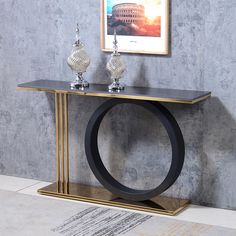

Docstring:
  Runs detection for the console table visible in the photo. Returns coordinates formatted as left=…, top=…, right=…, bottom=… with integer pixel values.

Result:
left=17, top=80, right=211, bottom=215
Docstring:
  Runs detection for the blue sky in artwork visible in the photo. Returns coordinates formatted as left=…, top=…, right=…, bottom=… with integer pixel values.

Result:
left=107, top=0, right=143, bottom=14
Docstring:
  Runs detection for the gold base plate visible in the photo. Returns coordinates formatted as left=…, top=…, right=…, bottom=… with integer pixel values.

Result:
left=38, top=183, right=189, bottom=216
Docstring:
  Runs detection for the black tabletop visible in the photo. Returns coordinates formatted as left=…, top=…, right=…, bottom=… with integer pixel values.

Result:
left=17, top=80, right=211, bottom=104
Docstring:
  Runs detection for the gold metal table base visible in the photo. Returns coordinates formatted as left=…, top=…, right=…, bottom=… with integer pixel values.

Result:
left=38, top=182, right=189, bottom=216
left=36, top=92, right=190, bottom=216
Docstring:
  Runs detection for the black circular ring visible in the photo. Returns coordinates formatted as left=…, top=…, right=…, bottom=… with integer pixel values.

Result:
left=85, top=99, right=185, bottom=201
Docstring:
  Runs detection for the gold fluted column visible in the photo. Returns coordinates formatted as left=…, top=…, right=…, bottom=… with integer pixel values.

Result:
left=55, top=93, right=69, bottom=194
left=55, top=93, right=61, bottom=192
left=64, top=94, right=69, bottom=193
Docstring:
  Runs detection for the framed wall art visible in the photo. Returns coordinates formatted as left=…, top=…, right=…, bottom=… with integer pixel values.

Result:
left=101, top=0, right=169, bottom=55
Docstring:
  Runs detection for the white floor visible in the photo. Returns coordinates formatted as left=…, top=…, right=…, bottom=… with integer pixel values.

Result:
left=0, top=175, right=235, bottom=230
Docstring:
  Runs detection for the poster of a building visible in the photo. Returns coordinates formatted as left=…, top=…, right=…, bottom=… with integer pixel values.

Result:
left=101, top=0, right=169, bottom=55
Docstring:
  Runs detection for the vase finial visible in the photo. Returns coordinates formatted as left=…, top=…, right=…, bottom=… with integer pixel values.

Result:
left=113, top=28, right=118, bottom=54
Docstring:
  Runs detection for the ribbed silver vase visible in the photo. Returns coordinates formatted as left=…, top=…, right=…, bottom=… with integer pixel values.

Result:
left=106, top=29, right=125, bottom=92
left=67, top=24, right=90, bottom=90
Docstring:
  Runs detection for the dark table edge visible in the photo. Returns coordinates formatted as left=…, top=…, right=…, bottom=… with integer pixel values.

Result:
left=17, top=83, right=211, bottom=105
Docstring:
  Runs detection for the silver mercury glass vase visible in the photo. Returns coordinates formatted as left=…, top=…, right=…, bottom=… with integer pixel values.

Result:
left=67, top=24, right=90, bottom=90
left=106, top=29, right=125, bottom=92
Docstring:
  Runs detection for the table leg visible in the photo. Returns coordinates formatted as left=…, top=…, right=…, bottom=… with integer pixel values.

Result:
left=85, top=99, right=185, bottom=201
left=55, top=93, right=69, bottom=194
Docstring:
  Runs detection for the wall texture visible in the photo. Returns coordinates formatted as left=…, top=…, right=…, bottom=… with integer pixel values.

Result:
left=0, top=0, right=236, bottom=209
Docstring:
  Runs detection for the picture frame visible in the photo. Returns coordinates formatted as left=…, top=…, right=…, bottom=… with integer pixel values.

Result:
left=101, top=0, right=169, bottom=55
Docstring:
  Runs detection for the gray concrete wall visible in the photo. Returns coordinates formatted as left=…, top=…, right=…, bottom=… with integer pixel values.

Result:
left=0, top=0, right=236, bottom=209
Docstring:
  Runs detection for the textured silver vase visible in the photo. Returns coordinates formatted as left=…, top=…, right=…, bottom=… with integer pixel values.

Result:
left=106, top=30, right=125, bottom=92
left=67, top=24, right=90, bottom=90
